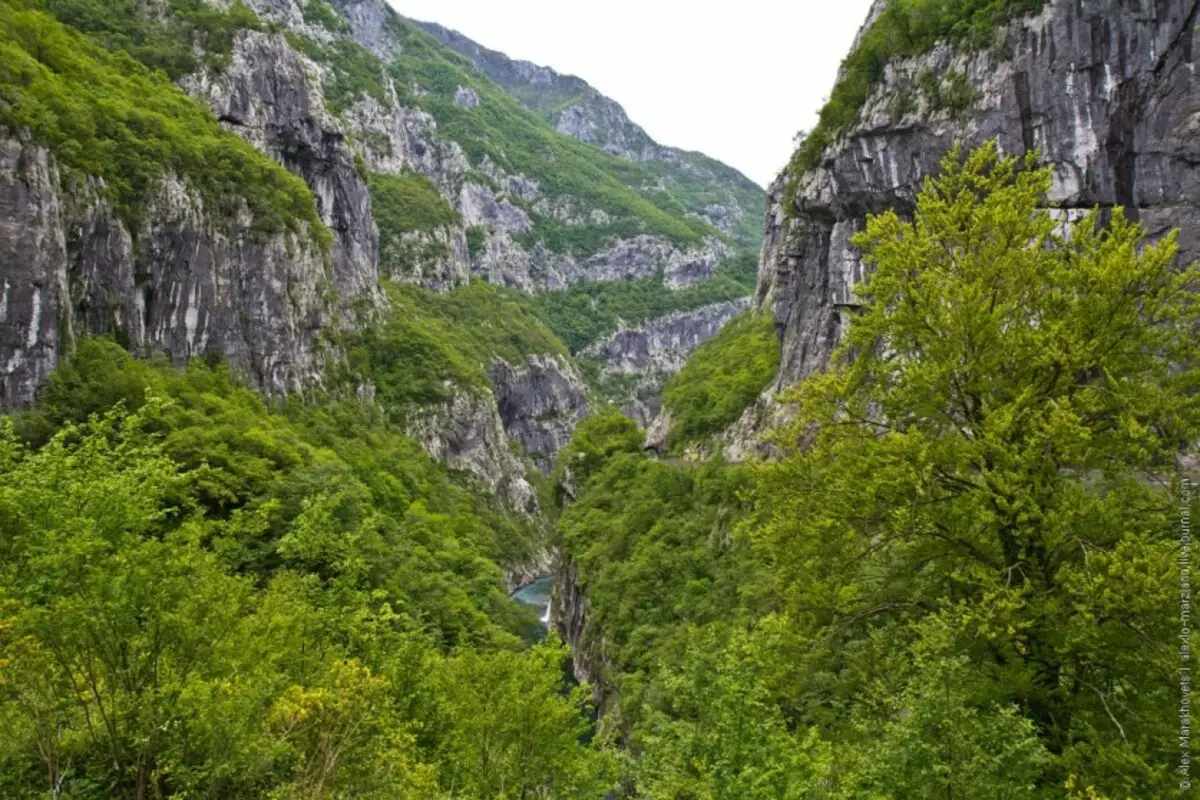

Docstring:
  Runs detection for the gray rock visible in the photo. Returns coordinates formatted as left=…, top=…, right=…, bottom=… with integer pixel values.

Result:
left=186, top=31, right=379, bottom=302
left=762, top=0, right=1200, bottom=389
left=454, top=85, right=481, bottom=108
left=459, top=181, right=530, bottom=235
left=489, top=355, right=590, bottom=473
left=0, top=138, right=69, bottom=406
left=1, top=22, right=396, bottom=407
left=0, top=132, right=343, bottom=405
left=379, top=226, right=471, bottom=292
left=582, top=298, right=750, bottom=375
left=406, top=389, right=538, bottom=512
left=582, top=298, right=749, bottom=432
left=343, top=96, right=470, bottom=191
left=472, top=232, right=733, bottom=293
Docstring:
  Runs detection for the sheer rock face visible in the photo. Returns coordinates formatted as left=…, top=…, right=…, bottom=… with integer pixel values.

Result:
left=185, top=31, right=379, bottom=302
left=406, top=390, right=539, bottom=513
left=488, top=355, right=590, bottom=474
left=1, top=28, right=384, bottom=407
left=761, top=0, right=1200, bottom=388
left=0, top=139, right=69, bottom=406
left=0, top=135, right=337, bottom=406
left=471, top=231, right=734, bottom=293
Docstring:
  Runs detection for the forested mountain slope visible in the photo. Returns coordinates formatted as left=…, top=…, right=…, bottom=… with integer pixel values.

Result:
left=413, top=19, right=766, bottom=250
left=2, top=0, right=1198, bottom=798
left=0, top=0, right=763, bottom=480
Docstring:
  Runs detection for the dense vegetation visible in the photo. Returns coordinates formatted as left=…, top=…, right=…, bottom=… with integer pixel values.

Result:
left=554, top=146, right=1199, bottom=798
left=3, top=0, right=1191, bottom=794
left=787, top=0, right=1045, bottom=186
left=371, top=171, right=463, bottom=280
left=518, top=252, right=759, bottom=354
left=30, top=0, right=262, bottom=79
left=0, top=0, right=325, bottom=239
left=660, top=312, right=780, bottom=450
left=0, top=340, right=613, bottom=797
left=347, top=281, right=569, bottom=414
left=553, top=414, right=766, bottom=709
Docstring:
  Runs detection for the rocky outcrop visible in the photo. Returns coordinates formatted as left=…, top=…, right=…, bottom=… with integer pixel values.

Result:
left=0, top=134, right=340, bottom=406
left=761, top=0, right=1200, bottom=388
left=582, top=298, right=750, bottom=429
left=553, top=555, right=605, bottom=700
left=406, top=389, right=538, bottom=512
left=488, top=355, right=589, bottom=473
left=185, top=30, right=379, bottom=302
left=473, top=233, right=733, bottom=293
left=583, top=298, right=750, bottom=375
left=0, top=138, right=69, bottom=406
left=379, top=226, right=471, bottom=292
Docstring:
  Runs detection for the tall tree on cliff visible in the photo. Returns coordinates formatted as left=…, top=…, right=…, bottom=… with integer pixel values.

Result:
left=753, top=142, right=1200, bottom=797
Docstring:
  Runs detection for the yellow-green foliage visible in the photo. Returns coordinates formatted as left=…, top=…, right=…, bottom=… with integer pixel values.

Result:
left=31, top=0, right=262, bottom=79
left=661, top=313, right=780, bottom=450
left=0, top=0, right=326, bottom=240
left=754, top=145, right=1200, bottom=796
left=0, top=340, right=612, bottom=796
left=371, top=170, right=460, bottom=234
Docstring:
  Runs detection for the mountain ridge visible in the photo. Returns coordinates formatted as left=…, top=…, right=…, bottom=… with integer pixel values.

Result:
left=411, top=17, right=766, bottom=249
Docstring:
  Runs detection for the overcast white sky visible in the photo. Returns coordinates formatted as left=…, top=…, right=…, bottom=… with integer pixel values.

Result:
left=387, top=0, right=876, bottom=188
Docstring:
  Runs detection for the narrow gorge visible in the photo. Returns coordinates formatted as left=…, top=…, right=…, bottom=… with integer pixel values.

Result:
left=0, top=0, right=1196, bottom=797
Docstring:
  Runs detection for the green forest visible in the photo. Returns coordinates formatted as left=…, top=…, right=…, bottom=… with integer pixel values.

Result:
left=4, top=139, right=1195, bottom=798
left=551, top=146, right=1199, bottom=798
left=0, top=0, right=1197, bottom=796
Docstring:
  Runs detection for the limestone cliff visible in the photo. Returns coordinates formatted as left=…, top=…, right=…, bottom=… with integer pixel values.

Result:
left=489, top=355, right=590, bottom=474
left=759, top=0, right=1200, bottom=391
left=0, top=134, right=347, bottom=406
